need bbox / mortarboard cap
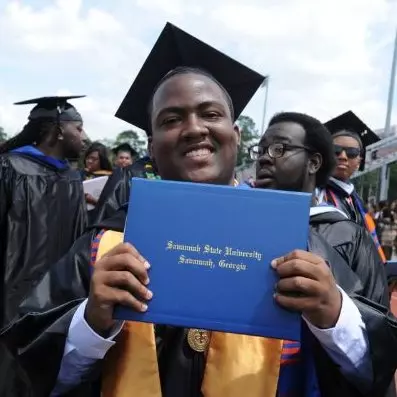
[324,110,380,171]
[14,95,85,122]
[112,143,138,156]
[115,22,266,135]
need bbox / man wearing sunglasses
[320,111,386,261]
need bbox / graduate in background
[90,154,158,225]
[1,23,396,397]
[252,112,397,396]
[112,142,137,168]
[80,142,113,181]
[320,111,386,262]
[80,142,113,209]
[89,142,142,224]
[0,95,87,328]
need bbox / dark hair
[268,112,336,187]
[332,130,363,151]
[113,143,138,157]
[84,142,112,171]
[0,120,59,154]
[147,66,235,134]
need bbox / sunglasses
[334,144,361,159]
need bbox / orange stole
[97,231,283,397]
[363,212,387,263]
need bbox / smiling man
[0,23,261,397]
[2,26,396,397]
[148,68,239,185]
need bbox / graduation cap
[14,95,85,122]
[112,143,138,157]
[115,22,266,134]
[324,110,380,171]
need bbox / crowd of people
[366,200,397,260]
[1,22,397,397]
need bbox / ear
[56,124,64,141]
[308,153,322,176]
[234,124,241,146]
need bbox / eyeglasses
[249,143,313,160]
[333,144,361,159]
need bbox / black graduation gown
[1,208,397,397]
[0,152,87,328]
[323,179,365,226]
[90,156,157,225]
[310,210,397,397]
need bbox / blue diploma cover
[114,179,311,341]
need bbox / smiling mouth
[184,148,214,159]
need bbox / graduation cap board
[324,110,381,171]
[115,22,266,134]
[112,143,138,156]
[14,95,85,122]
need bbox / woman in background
[80,142,113,210]
[80,142,112,181]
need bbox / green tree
[0,126,7,143]
[236,115,259,167]
[355,170,380,202]
[98,138,115,149]
[113,129,147,157]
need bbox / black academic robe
[90,156,157,225]
[310,209,397,397]
[0,152,87,329]
[323,178,365,226]
[1,208,397,397]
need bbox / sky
[1,0,397,142]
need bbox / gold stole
[97,231,283,397]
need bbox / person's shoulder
[312,213,363,246]
[332,217,364,238]
[0,152,33,174]
[1,151,26,164]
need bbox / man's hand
[272,250,342,329]
[85,243,152,336]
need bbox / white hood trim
[310,205,348,218]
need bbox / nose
[80,129,88,141]
[257,148,273,166]
[180,114,209,140]
[337,149,348,160]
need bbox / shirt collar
[330,177,355,195]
